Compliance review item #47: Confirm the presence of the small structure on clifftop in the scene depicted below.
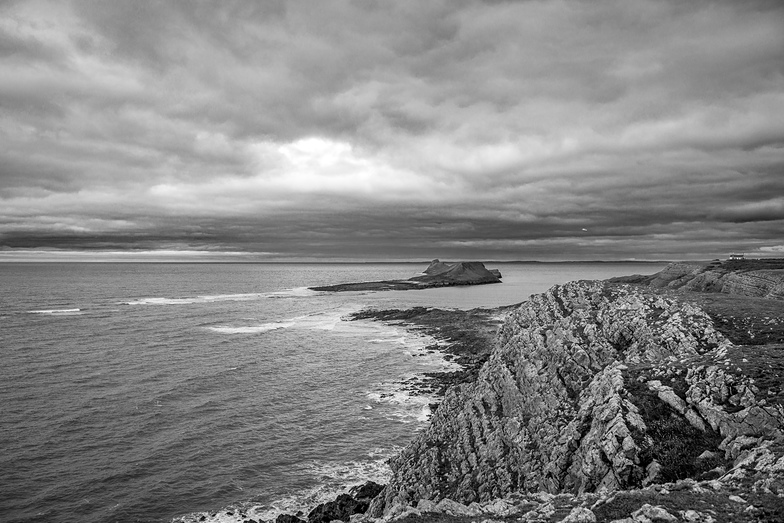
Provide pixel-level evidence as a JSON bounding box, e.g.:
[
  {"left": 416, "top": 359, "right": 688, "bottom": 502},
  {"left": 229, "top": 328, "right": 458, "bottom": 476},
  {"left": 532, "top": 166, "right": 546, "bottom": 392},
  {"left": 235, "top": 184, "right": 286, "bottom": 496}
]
[{"left": 729, "top": 253, "right": 745, "bottom": 261}]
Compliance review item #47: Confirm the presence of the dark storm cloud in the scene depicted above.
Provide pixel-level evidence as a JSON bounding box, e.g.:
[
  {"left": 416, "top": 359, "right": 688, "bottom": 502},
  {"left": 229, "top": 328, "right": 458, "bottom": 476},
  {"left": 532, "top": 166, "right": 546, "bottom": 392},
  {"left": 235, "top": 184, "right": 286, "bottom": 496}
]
[{"left": 1, "top": 0, "right": 783, "bottom": 260}]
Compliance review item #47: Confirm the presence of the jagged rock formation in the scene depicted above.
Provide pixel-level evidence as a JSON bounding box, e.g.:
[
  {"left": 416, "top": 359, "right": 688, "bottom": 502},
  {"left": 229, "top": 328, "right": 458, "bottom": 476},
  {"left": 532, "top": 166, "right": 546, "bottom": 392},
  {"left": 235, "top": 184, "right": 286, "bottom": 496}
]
[
  {"left": 306, "top": 482, "right": 384, "bottom": 523},
  {"left": 613, "top": 259, "right": 784, "bottom": 300},
  {"left": 310, "top": 260, "right": 501, "bottom": 292},
  {"left": 369, "top": 281, "right": 784, "bottom": 516}
]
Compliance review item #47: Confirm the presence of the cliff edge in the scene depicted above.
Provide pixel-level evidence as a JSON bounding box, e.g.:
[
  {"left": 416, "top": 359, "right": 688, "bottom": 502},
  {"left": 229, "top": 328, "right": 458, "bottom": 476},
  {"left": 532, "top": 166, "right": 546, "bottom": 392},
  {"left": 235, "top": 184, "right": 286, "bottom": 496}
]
[{"left": 368, "top": 280, "right": 784, "bottom": 520}]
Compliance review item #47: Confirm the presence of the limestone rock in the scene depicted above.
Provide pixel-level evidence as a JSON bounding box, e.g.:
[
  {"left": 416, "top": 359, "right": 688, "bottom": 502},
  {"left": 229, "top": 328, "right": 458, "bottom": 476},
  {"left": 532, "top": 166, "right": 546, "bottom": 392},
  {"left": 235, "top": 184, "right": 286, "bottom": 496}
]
[
  {"left": 277, "top": 516, "right": 306, "bottom": 523},
  {"left": 381, "top": 503, "right": 419, "bottom": 521},
  {"left": 630, "top": 503, "right": 677, "bottom": 522},
  {"left": 678, "top": 509, "right": 716, "bottom": 523},
  {"left": 414, "top": 499, "right": 438, "bottom": 512},
  {"left": 611, "top": 261, "right": 784, "bottom": 300},
  {"left": 481, "top": 498, "right": 517, "bottom": 516},
  {"left": 379, "top": 282, "right": 734, "bottom": 511},
  {"left": 433, "top": 498, "right": 482, "bottom": 516},
  {"left": 559, "top": 506, "right": 596, "bottom": 522},
  {"left": 521, "top": 501, "right": 555, "bottom": 520},
  {"left": 366, "top": 278, "right": 784, "bottom": 518}
]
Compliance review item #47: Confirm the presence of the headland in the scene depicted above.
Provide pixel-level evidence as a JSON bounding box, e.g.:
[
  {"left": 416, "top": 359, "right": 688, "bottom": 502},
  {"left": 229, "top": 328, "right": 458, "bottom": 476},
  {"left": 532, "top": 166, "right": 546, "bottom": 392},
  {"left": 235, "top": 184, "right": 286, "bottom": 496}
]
[{"left": 274, "top": 259, "right": 784, "bottom": 523}]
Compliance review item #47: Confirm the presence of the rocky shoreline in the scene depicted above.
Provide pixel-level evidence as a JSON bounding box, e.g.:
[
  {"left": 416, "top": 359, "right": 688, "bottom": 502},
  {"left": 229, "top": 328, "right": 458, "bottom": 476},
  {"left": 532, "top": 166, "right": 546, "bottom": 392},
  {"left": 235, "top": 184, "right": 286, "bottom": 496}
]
[
  {"left": 274, "top": 261, "right": 784, "bottom": 523},
  {"left": 349, "top": 306, "right": 512, "bottom": 403}
]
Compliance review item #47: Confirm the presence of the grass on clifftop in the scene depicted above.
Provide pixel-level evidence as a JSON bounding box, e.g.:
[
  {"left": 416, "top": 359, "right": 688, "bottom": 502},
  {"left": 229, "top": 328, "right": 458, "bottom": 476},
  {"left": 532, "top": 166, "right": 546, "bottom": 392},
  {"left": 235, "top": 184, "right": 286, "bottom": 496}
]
[{"left": 624, "top": 376, "right": 726, "bottom": 483}]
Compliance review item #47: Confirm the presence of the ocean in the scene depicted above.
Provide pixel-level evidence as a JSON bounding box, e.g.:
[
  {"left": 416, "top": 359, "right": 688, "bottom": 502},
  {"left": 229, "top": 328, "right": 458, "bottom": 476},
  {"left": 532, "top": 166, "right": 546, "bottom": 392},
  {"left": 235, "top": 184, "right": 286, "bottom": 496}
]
[{"left": 0, "top": 262, "right": 665, "bottom": 523}]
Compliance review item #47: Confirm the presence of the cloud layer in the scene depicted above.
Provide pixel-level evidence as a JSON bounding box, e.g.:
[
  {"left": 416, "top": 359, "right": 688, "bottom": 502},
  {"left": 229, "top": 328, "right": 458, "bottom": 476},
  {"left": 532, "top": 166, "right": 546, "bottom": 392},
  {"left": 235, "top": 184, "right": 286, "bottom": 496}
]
[{"left": 2, "top": 0, "right": 783, "bottom": 260}]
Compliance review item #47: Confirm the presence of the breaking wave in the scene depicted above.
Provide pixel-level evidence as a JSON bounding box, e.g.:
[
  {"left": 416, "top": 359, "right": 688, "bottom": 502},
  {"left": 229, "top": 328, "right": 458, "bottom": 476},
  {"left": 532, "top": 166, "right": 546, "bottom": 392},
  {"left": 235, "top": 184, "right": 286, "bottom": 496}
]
[
  {"left": 207, "top": 322, "right": 295, "bottom": 334},
  {"left": 173, "top": 450, "right": 397, "bottom": 523},
  {"left": 123, "top": 294, "right": 266, "bottom": 306},
  {"left": 27, "top": 308, "right": 82, "bottom": 315},
  {"left": 267, "top": 287, "right": 320, "bottom": 298},
  {"left": 123, "top": 288, "right": 319, "bottom": 307}
]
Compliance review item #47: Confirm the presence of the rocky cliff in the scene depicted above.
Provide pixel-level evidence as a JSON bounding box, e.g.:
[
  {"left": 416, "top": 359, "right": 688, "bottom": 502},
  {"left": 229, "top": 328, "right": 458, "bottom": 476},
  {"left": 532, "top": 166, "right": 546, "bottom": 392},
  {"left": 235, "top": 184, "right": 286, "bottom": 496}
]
[
  {"left": 369, "top": 280, "right": 784, "bottom": 517},
  {"left": 613, "top": 259, "right": 784, "bottom": 300}
]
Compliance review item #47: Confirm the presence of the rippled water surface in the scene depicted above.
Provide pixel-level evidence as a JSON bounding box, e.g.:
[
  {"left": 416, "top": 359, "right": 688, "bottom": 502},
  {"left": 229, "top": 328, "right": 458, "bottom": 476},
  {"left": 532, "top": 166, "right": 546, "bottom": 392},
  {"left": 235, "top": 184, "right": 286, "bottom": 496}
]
[{"left": 0, "top": 262, "right": 665, "bottom": 523}]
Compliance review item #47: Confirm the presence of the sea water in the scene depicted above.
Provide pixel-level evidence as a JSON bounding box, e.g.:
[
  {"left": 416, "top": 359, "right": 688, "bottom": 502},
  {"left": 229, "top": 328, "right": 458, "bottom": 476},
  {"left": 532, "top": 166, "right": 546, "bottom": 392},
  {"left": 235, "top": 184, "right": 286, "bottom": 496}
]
[{"left": 0, "top": 262, "right": 665, "bottom": 523}]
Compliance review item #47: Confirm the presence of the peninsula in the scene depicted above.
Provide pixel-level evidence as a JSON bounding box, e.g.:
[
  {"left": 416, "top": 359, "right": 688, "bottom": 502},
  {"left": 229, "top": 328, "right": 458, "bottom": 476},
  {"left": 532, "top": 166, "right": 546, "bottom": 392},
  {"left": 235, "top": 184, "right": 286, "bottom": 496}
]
[
  {"left": 309, "top": 259, "right": 502, "bottom": 292},
  {"left": 273, "top": 258, "right": 784, "bottom": 523}
]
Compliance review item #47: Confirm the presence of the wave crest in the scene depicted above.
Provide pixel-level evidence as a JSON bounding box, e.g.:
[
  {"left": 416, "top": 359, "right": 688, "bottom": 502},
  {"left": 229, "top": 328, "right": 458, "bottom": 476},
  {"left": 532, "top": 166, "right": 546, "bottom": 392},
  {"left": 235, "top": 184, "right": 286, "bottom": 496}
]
[
  {"left": 207, "top": 322, "right": 295, "bottom": 334},
  {"left": 28, "top": 308, "right": 82, "bottom": 315}
]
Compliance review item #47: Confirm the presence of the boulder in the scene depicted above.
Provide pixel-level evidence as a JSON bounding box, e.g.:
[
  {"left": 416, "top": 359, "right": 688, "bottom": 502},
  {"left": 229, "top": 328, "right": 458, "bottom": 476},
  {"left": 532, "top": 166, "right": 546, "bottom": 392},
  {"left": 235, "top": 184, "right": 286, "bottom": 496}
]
[
  {"left": 308, "top": 494, "right": 362, "bottom": 523},
  {"left": 349, "top": 481, "right": 385, "bottom": 504},
  {"left": 560, "top": 506, "right": 597, "bottom": 522}
]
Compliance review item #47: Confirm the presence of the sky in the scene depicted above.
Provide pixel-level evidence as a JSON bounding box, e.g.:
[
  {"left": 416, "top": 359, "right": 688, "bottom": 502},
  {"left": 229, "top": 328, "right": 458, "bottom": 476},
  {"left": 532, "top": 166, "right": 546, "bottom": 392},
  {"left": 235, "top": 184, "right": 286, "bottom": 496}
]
[{"left": 1, "top": 0, "right": 783, "bottom": 262}]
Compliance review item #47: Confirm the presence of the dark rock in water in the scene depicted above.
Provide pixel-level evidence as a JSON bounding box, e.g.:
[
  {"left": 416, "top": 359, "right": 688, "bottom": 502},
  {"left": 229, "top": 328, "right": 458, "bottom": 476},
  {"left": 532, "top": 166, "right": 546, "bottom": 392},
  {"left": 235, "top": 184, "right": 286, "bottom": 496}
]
[
  {"left": 276, "top": 514, "right": 306, "bottom": 523},
  {"left": 307, "top": 493, "right": 362, "bottom": 523},
  {"left": 349, "top": 480, "right": 385, "bottom": 502}
]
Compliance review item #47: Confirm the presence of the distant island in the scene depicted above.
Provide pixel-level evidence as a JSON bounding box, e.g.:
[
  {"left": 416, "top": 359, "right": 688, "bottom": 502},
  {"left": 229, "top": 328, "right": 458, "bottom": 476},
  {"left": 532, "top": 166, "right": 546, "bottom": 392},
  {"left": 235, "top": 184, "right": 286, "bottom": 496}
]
[{"left": 309, "top": 259, "right": 502, "bottom": 292}]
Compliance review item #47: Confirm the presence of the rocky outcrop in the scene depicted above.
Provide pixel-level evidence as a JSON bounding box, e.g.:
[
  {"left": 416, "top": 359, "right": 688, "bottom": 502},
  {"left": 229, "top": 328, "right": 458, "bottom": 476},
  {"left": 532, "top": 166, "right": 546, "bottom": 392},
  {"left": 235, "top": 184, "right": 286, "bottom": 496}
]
[
  {"left": 613, "top": 259, "right": 784, "bottom": 300},
  {"left": 369, "top": 281, "right": 784, "bottom": 515},
  {"left": 409, "top": 259, "right": 501, "bottom": 285},
  {"left": 276, "top": 481, "right": 384, "bottom": 523},
  {"left": 307, "top": 494, "right": 365, "bottom": 523}
]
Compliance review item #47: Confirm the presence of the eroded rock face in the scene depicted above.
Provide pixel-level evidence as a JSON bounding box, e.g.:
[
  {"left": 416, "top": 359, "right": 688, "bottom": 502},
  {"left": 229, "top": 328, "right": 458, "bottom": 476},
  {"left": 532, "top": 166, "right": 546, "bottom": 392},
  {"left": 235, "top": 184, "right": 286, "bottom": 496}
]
[{"left": 377, "top": 281, "right": 744, "bottom": 510}]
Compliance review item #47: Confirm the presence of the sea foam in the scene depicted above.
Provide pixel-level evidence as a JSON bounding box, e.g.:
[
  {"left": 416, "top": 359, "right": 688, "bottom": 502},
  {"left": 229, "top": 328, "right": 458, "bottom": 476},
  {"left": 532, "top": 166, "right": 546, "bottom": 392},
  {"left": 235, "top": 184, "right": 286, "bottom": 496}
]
[
  {"left": 267, "top": 287, "right": 320, "bottom": 298},
  {"left": 27, "top": 308, "right": 82, "bottom": 315},
  {"left": 123, "top": 288, "right": 319, "bottom": 306},
  {"left": 173, "top": 451, "right": 396, "bottom": 523},
  {"left": 207, "top": 308, "right": 353, "bottom": 335},
  {"left": 207, "top": 322, "right": 295, "bottom": 334},
  {"left": 123, "top": 293, "right": 266, "bottom": 306}
]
